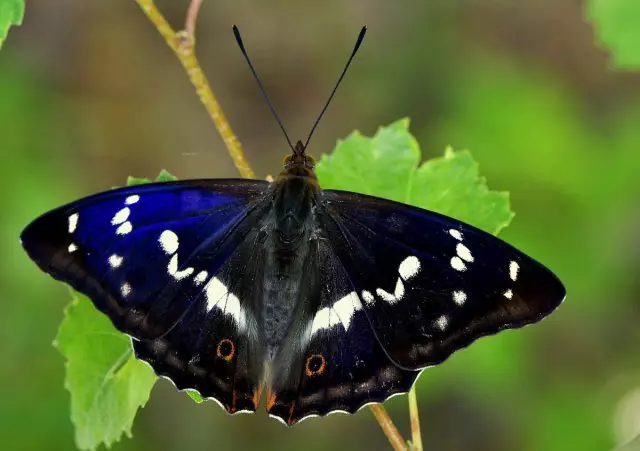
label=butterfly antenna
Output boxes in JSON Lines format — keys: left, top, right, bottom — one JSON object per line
{"left": 233, "top": 25, "right": 295, "bottom": 153}
{"left": 304, "top": 26, "right": 367, "bottom": 150}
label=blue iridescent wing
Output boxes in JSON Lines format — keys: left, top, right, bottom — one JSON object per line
{"left": 21, "top": 179, "right": 271, "bottom": 413}
{"left": 316, "top": 189, "right": 565, "bottom": 371}
{"left": 267, "top": 238, "right": 417, "bottom": 425}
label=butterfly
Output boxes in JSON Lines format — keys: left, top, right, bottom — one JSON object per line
{"left": 20, "top": 26, "right": 565, "bottom": 426}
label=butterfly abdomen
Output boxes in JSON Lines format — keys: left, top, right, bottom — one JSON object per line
{"left": 262, "top": 175, "right": 320, "bottom": 358}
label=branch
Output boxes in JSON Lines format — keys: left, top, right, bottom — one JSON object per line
{"left": 408, "top": 386, "right": 423, "bottom": 450}
{"left": 133, "top": 2, "right": 411, "bottom": 449}
{"left": 134, "top": 0, "right": 255, "bottom": 179}
{"left": 370, "top": 404, "right": 408, "bottom": 451}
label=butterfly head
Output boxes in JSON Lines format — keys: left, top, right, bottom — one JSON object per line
{"left": 281, "top": 141, "right": 317, "bottom": 176}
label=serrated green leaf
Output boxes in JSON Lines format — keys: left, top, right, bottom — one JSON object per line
{"left": 51, "top": 171, "right": 181, "bottom": 450}
{"left": 316, "top": 119, "right": 513, "bottom": 234}
{"left": 0, "top": 0, "right": 24, "bottom": 49}
{"left": 317, "top": 118, "right": 420, "bottom": 204}
{"left": 125, "top": 176, "right": 152, "bottom": 186}
{"left": 53, "top": 294, "right": 157, "bottom": 451}
{"left": 155, "top": 169, "right": 178, "bottom": 182}
{"left": 126, "top": 170, "right": 177, "bottom": 186}
{"left": 588, "top": 0, "right": 640, "bottom": 69}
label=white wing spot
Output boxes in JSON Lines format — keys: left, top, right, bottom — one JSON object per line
{"left": 120, "top": 282, "right": 132, "bottom": 297}
{"left": 159, "top": 230, "right": 179, "bottom": 255}
{"left": 194, "top": 271, "right": 208, "bottom": 286}
{"left": 362, "top": 290, "right": 375, "bottom": 305}
{"left": 450, "top": 256, "right": 467, "bottom": 271}
{"left": 449, "top": 229, "right": 463, "bottom": 241}
{"left": 67, "top": 243, "right": 78, "bottom": 253}
{"left": 509, "top": 261, "right": 520, "bottom": 281}
{"left": 167, "top": 254, "right": 194, "bottom": 280}
{"left": 205, "top": 277, "right": 227, "bottom": 312}
{"left": 204, "top": 277, "right": 246, "bottom": 329}
{"left": 394, "top": 279, "right": 405, "bottom": 300}
{"left": 108, "top": 254, "right": 123, "bottom": 268}
{"left": 125, "top": 195, "right": 140, "bottom": 205}
{"left": 331, "top": 291, "right": 362, "bottom": 331}
{"left": 399, "top": 256, "right": 421, "bottom": 280}
{"left": 452, "top": 290, "right": 467, "bottom": 305}
{"left": 456, "top": 243, "right": 474, "bottom": 263}
{"left": 376, "top": 288, "right": 398, "bottom": 304}
{"left": 111, "top": 207, "right": 131, "bottom": 225}
{"left": 311, "top": 308, "right": 332, "bottom": 335}
{"left": 504, "top": 289, "right": 513, "bottom": 300}
{"left": 68, "top": 213, "right": 79, "bottom": 233}
{"left": 223, "top": 292, "right": 246, "bottom": 330}
{"left": 116, "top": 221, "right": 133, "bottom": 235}
{"left": 435, "top": 315, "right": 449, "bottom": 331}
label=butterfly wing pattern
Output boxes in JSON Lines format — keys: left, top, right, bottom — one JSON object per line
{"left": 318, "top": 190, "right": 565, "bottom": 370}
{"left": 267, "top": 237, "right": 417, "bottom": 425}
{"left": 21, "top": 166, "right": 565, "bottom": 426}
{"left": 21, "top": 179, "right": 272, "bottom": 413}
{"left": 263, "top": 189, "right": 565, "bottom": 424}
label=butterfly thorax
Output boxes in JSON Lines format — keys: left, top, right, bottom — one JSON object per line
{"left": 262, "top": 170, "right": 321, "bottom": 358}
{"left": 279, "top": 140, "right": 317, "bottom": 179}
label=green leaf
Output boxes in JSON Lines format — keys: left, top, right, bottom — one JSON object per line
{"left": 0, "top": 0, "right": 24, "bottom": 49}
{"left": 53, "top": 293, "right": 157, "bottom": 451}
{"left": 185, "top": 389, "right": 205, "bottom": 403}
{"left": 588, "top": 0, "right": 640, "bottom": 69}
{"left": 126, "top": 169, "right": 177, "bottom": 186}
{"left": 155, "top": 169, "right": 178, "bottom": 182}
{"left": 125, "top": 176, "right": 152, "bottom": 186}
{"left": 52, "top": 171, "right": 181, "bottom": 450}
{"left": 316, "top": 118, "right": 513, "bottom": 234}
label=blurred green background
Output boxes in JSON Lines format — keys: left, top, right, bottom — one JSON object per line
{"left": 1, "top": 1, "right": 639, "bottom": 450}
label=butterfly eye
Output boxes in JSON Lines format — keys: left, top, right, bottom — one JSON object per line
{"left": 304, "top": 354, "right": 326, "bottom": 377}
{"left": 216, "top": 338, "right": 235, "bottom": 362}
{"left": 305, "top": 155, "right": 316, "bottom": 168}
{"left": 282, "top": 155, "right": 293, "bottom": 166}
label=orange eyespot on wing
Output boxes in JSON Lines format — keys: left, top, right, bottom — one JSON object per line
{"left": 304, "top": 354, "right": 326, "bottom": 377}
{"left": 216, "top": 338, "right": 235, "bottom": 361}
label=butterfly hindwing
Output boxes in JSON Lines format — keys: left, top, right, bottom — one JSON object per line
{"left": 267, "top": 238, "right": 417, "bottom": 425}
{"left": 318, "top": 189, "right": 565, "bottom": 370}
{"left": 133, "top": 224, "right": 270, "bottom": 414}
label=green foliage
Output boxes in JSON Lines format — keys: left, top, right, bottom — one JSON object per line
{"left": 54, "top": 171, "right": 176, "bottom": 451}
{"left": 588, "top": 0, "right": 640, "bottom": 69}
{"left": 316, "top": 118, "right": 513, "bottom": 234}
{"left": 54, "top": 293, "right": 156, "bottom": 451}
{"left": 0, "top": 0, "right": 24, "bottom": 49}
{"left": 185, "top": 389, "right": 205, "bottom": 404}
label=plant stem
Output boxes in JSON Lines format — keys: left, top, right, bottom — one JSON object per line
{"left": 408, "top": 386, "right": 423, "bottom": 450}
{"left": 133, "top": 0, "right": 255, "bottom": 179}
{"left": 133, "top": 2, "right": 411, "bottom": 449}
{"left": 370, "top": 404, "right": 408, "bottom": 451}
{"left": 184, "top": 0, "right": 203, "bottom": 40}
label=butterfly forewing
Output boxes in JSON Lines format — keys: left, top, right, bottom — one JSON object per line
{"left": 318, "top": 189, "right": 565, "bottom": 370}
{"left": 21, "top": 179, "right": 270, "bottom": 339}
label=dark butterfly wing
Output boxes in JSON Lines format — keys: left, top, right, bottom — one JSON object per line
{"left": 317, "top": 189, "right": 565, "bottom": 371}
{"left": 21, "top": 178, "right": 271, "bottom": 413}
{"left": 132, "top": 224, "right": 270, "bottom": 413}
{"left": 267, "top": 238, "right": 417, "bottom": 425}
